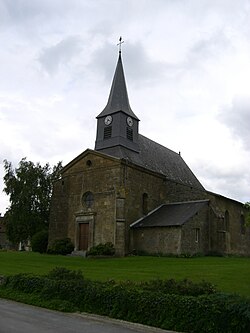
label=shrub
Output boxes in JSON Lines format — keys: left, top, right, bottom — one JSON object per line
{"left": 47, "top": 238, "right": 74, "bottom": 255}
{"left": 4, "top": 274, "right": 45, "bottom": 294}
{"left": 138, "top": 278, "right": 217, "bottom": 296}
{"left": 31, "top": 230, "right": 48, "bottom": 253}
{"left": 46, "top": 267, "right": 84, "bottom": 281}
{"left": 87, "top": 242, "right": 115, "bottom": 256}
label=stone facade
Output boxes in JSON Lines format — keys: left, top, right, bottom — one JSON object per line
{"left": 131, "top": 227, "right": 182, "bottom": 255}
{"left": 180, "top": 204, "right": 210, "bottom": 254}
{"left": 49, "top": 151, "right": 124, "bottom": 254}
{"left": 49, "top": 148, "right": 250, "bottom": 256}
{"left": 49, "top": 150, "right": 176, "bottom": 255}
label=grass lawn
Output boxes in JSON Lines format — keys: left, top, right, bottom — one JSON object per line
{"left": 0, "top": 251, "right": 250, "bottom": 297}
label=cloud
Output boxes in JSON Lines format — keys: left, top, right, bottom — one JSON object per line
{"left": 38, "top": 36, "right": 83, "bottom": 74}
{"left": 219, "top": 95, "right": 250, "bottom": 149}
{"left": 194, "top": 157, "right": 250, "bottom": 203}
{"left": 188, "top": 30, "right": 233, "bottom": 64}
{"left": 0, "top": 0, "right": 78, "bottom": 28}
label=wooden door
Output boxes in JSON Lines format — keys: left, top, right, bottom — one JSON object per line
{"left": 79, "top": 223, "right": 89, "bottom": 251}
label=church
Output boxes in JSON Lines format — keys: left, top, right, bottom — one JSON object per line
{"left": 49, "top": 45, "right": 250, "bottom": 257}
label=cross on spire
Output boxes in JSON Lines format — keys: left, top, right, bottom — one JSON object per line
{"left": 117, "top": 36, "right": 124, "bottom": 54}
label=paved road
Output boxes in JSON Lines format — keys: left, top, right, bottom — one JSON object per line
{"left": 0, "top": 299, "right": 178, "bottom": 333}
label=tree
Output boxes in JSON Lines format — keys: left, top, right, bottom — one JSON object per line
{"left": 3, "top": 158, "right": 62, "bottom": 244}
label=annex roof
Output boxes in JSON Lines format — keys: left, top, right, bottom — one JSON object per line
{"left": 131, "top": 200, "right": 209, "bottom": 228}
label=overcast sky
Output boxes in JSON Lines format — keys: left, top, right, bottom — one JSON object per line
{"left": 1, "top": 0, "right": 250, "bottom": 214}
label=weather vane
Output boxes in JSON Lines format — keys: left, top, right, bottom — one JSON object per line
{"left": 117, "top": 36, "right": 124, "bottom": 54}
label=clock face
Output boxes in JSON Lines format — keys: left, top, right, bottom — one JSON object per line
{"left": 104, "top": 115, "right": 112, "bottom": 125}
{"left": 127, "top": 117, "right": 133, "bottom": 127}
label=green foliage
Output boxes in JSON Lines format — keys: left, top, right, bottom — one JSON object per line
{"left": 2, "top": 269, "right": 250, "bottom": 332}
{"left": 3, "top": 158, "right": 62, "bottom": 244}
{"left": 47, "top": 238, "right": 74, "bottom": 255}
{"left": 4, "top": 274, "right": 45, "bottom": 293}
{"left": 244, "top": 202, "right": 250, "bottom": 226}
{"left": 136, "top": 278, "right": 216, "bottom": 296}
{"left": 0, "top": 287, "right": 77, "bottom": 312}
{"left": 31, "top": 230, "right": 48, "bottom": 253}
{"left": 246, "top": 215, "right": 250, "bottom": 226}
{"left": 87, "top": 242, "right": 115, "bottom": 256}
{"left": 244, "top": 202, "right": 250, "bottom": 209}
{"left": 46, "top": 267, "right": 84, "bottom": 280}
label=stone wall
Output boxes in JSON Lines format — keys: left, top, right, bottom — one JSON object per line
{"left": 207, "top": 192, "right": 250, "bottom": 255}
{"left": 122, "top": 163, "right": 167, "bottom": 253}
{"left": 180, "top": 204, "right": 210, "bottom": 254}
{"left": 131, "top": 227, "right": 181, "bottom": 255}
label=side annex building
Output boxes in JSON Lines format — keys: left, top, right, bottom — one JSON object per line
{"left": 49, "top": 49, "right": 250, "bottom": 256}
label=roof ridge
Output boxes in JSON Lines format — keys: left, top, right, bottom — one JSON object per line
{"left": 130, "top": 204, "right": 165, "bottom": 227}
{"left": 164, "top": 199, "right": 210, "bottom": 206}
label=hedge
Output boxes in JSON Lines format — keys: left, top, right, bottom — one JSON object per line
{"left": 2, "top": 269, "right": 250, "bottom": 333}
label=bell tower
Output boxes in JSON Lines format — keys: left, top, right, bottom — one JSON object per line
{"left": 95, "top": 38, "right": 140, "bottom": 153}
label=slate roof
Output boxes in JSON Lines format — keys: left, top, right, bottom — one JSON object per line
{"left": 97, "top": 134, "right": 204, "bottom": 189}
{"left": 131, "top": 200, "right": 209, "bottom": 228}
{"left": 96, "top": 53, "right": 139, "bottom": 120}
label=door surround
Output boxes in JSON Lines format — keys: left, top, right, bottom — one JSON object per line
{"left": 75, "top": 212, "right": 95, "bottom": 251}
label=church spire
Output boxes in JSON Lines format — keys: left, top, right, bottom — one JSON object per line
{"left": 95, "top": 39, "right": 139, "bottom": 153}
{"left": 96, "top": 38, "right": 139, "bottom": 120}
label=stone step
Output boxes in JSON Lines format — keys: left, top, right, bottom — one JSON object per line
{"left": 69, "top": 250, "right": 86, "bottom": 257}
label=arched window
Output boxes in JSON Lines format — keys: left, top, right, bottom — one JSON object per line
{"left": 142, "top": 193, "right": 148, "bottom": 215}
{"left": 240, "top": 215, "right": 246, "bottom": 235}
{"left": 225, "top": 210, "right": 230, "bottom": 231}
{"left": 82, "top": 191, "right": 94, "bottom": 208}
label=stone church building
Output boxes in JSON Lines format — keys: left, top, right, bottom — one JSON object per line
{"left": 49, "top": 49, "right": 250, "bottom": 256}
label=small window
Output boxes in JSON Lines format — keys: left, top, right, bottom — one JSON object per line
{"left": 86, "top": 160, "right": 92, "bottom": 167}
{"left": 195, "top": 228, "right": 200, "bottom": 243}
{"left": 104, "top": 126, "right": 112, "bottom": 139}
{"left": 126, "top": 127, "right": 133, "bottom": 141}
